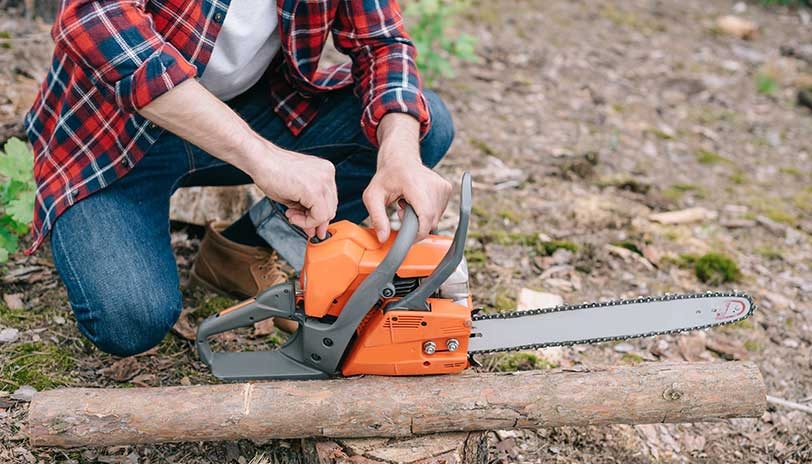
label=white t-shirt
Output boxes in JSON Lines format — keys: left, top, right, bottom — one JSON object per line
{"left": 198, "top": 0, "right": 281, "bottom": 101}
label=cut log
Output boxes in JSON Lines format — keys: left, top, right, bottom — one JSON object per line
{"left": 27, "top": 362, "right": 765, "bottom": 448}
{"left": 169, "top": 185, "right": 263, "bottom": 226}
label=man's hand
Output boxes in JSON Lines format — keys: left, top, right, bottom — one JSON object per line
{"left": 364, "top": 113, "right": 452, "bottom": 243}
{"left": 246, "top": 142, "right": 338, "bottom": 239}
{"left": 139, "top": 80, "right": 338, "bottom": 239}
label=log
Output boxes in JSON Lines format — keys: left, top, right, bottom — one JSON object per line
{"left": 169, "top": 185, "right": 263, "bottom": 226}
{"left": 27, "top": 362, "right": 765, "bottom": 448}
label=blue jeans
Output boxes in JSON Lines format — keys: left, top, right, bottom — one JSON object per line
{"left": 50, "top": 80, "right": 454, "bottom": 357}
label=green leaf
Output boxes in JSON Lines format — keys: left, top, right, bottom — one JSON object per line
{"left": 7, "top": 190, "right": 34, "bottom": 226}
{"left": 0, "top": 225, "right": 19, "bottom": 262}
{"left": 0, "top": 137, "right": 34, "bottom": 182}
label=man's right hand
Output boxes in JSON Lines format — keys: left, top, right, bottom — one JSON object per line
{"left": 139, "top": 80, "right": 338, "bottom": 239}
{"left": 245, "top": 140, "right": 338, "bottom": 240}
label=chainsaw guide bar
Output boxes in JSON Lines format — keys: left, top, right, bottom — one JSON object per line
{"left": 468, "top": 291, "right": 755, "bottom": 354}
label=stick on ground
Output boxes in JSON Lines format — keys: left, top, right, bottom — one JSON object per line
{"left": 27, "top": 361, "right": 766, "bottom": 448}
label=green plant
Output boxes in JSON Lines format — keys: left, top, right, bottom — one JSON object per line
{"left": 694, "top": 252, "right": 741, "bottom": 285}
{"left": 0, "top": 138, "right": 35, "bottom": 263}
{"left": 404, "top": 0, "right": 478, "bottom": 84}
{"left": 755, "top": 74, "right": 779, "bottom": 96}
{"left": 759, "top": 0, "right": 810, "bottom": 7}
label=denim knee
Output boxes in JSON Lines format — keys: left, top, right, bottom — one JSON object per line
{"left": 77, "top": 293, "right": 182, "bottom": 357}
{"left": 420, "top": 90, "right": 455, "bottom": 168}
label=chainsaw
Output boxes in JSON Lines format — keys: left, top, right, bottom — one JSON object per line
{"left": 196, "top": 172, "right": 755, "bottom": 380}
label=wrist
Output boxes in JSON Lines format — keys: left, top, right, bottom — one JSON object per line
{"left": 237, "top": 133, "right": 280, "bottom": 176}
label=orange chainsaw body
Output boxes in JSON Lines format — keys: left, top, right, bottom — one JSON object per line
{"left": 299, "top": 220, "right": 473, "bottom": 376}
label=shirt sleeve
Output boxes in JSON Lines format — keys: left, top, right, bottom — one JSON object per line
{"left": 52, "top": 0, "right": 198, "bottom": 113}
{"left": 332, "top": 0, "right": 431, "bottom": 147}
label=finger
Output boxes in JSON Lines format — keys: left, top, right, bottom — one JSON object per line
{"left": 363, "top": 186, "right": 390, "bottom": 243}
{"left": 304, "top": 226, "right": 316, "bottom": 238}
{"left": 315, "top": 222, "right": 329, "bottom": 239}
{"left": 413, "top": 202, "right": 435, "bottom": 241}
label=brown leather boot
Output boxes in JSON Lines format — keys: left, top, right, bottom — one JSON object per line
{"left": 191, "top": 221, "right": 298, "bottom": 333}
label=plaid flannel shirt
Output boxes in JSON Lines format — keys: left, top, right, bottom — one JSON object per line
{"left": 24, "top": 0, "right": 430, "bottom": 254}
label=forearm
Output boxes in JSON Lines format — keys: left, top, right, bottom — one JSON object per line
{"left": 377, "top": 113, "right": 421, "bottom": 168}
{"left": 138, "top": 79, "right": 268, "bottom": 174}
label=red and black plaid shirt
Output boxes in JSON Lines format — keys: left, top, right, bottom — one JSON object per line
{"left": 24, "top": 0, "right": 430, "bottom": 253}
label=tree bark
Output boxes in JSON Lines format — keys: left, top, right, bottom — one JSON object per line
{"left": 27, "top": 362, "right": 765, "bottom": 448}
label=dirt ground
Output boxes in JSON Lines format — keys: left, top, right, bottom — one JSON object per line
{"left": 1, "top": 0, "right": 812, "bottom": 462}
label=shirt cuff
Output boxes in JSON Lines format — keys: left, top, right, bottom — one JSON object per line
{"left": 361, "top": 87, "right": 431, "bottom": 147}
{"left": 114, "top": 44, "right": 198, "bottom": 113}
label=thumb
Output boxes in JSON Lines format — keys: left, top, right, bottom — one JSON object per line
{"left": 363, "top": 186, "right": 391, "bottom": 243}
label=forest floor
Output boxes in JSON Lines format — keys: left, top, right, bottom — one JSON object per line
{"left": 1, "top": 0, "right": 812, "bottom": 462}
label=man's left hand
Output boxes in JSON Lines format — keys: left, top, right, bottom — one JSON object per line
{"left": 363, "top": 113, "right": 452, "bottom": 243}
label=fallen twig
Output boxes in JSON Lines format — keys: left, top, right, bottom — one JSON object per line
{"left": 766, "top": 395, "right": 812, "bottom": 414}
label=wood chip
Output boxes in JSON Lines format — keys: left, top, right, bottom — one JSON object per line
{"left": 677, "top": 332, "right": 708, "bottom": 362}
{"left": 716, "top": 15, "right": 758, "bottom": 40}
{"left": 253, "top": 318, "right": 276, "bottom": 337}
{"left": 649, "top": 207, "right": 717, "bottom": 225}
{"left": 516, "top": 288, "right": 563, "bottom": 310}
{"left": 705, "top": 336, "right": 747, "bottom": 360}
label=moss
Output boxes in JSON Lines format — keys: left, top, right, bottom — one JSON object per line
{"left": 464, "top": 249, "right": 487, "bottom": 268}
{"left": 664, "top": 253, "right": 699, "bottom": 268}
{"left": 779, "top": 166, "right": 804, "bottom": 178}
{"left": 793, "top": 189, "right": 812, "bottom": 214}
{"left": 621, "top": 353, "right": 645, "bottom": 365}
{"left": 755, "top": 74, "right": 779, "bottom": 96}
{"left": 755, "top": 246, "right": 784, "bottom": 261}
{"left": 743, "top": 340, "right": 762, "bottom": 352}
{"left": 498, "top": 209, "right": 521, "bottom": 223}
{"left": 694, "top": 253, "right": 740, "bottom": 285}
{"left": 0, "top": 342, "right": 75, "bottom": 391}
{"left": 644, "top": 127, "right": 675, "bottom": 140}
{"left": 611, "top": 241, "right": 643, "bottom": 256}
{"left": 536, "top": 240, "right": 578, "bottom": 256}
{"left": 762, "top": 207, "right": 797, "bottom": 226}
{"left": 729, "top": 170, "right": 746, "bottom": 185}
{"left": 469, "top": 138, "right": 501, "bottom": 158}
{"left": 0, "top": 302, "right": 31, "bottom": 326}
{"left": 696, "top": 149, "right": 729, "bottom": 165}
{"left": 199, "top": 295, "right": 237, "bottom": 318}
{"left": 662, "top": 183, "right": 705, "bottom": 201}
{"left": 470, "top": 205, "right": 490, "bottom": 220}
{"left": 493, "top": 291, "right": 515, "bottom": 312}
{"left": 493, "top": 352, "right": 554, "bottom": 372}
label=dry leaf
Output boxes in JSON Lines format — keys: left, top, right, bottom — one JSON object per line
{"left": 100, "top": 357, "right": 142, "bottom": 382}
{"left": 171, "top": 307, "right": 197, "bottom": 341}
{"left": 2, "top": 293, "right": 24, "bottom": 311}
{"left": 131, "top": 373, "right": 158, "bottom": 387}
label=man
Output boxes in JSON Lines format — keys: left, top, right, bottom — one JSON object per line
{"left": 24, "top": 0, "right": 454, "bottom": 357}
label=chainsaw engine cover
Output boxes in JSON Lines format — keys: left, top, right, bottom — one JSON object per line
{"left": 300, "top": 220, "right": 456, "bottom": 319}
{"left": 299, "top": 220, "right": 473, "bottom": 376}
